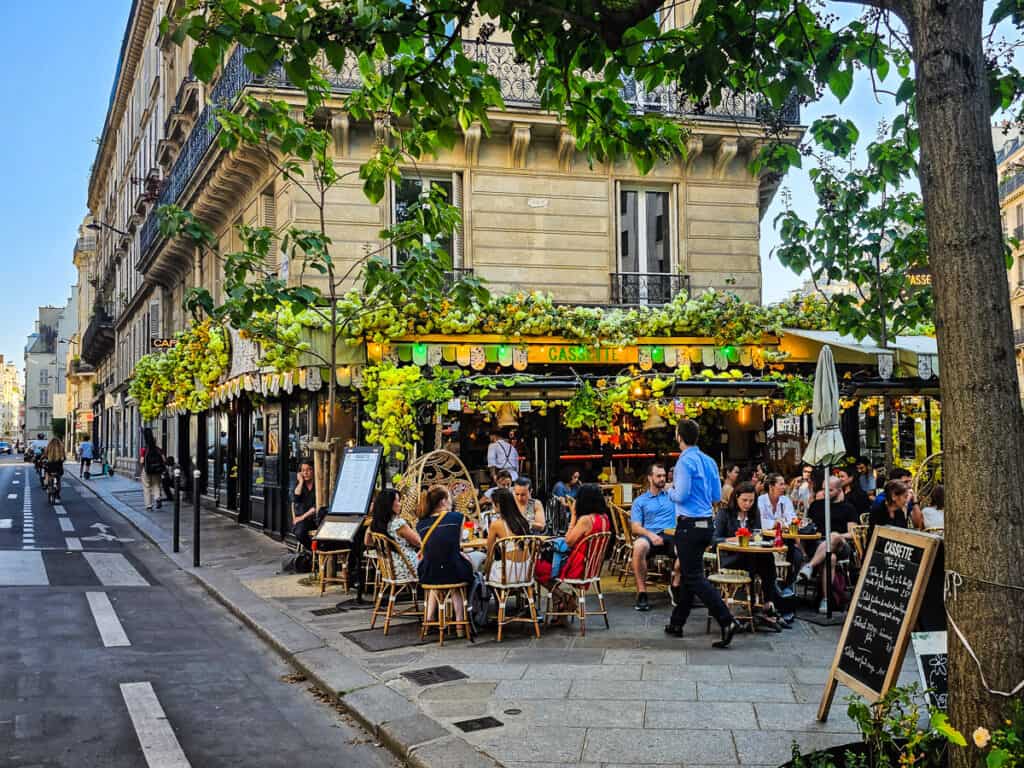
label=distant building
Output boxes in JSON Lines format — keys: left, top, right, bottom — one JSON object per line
{"left": 67, "top": 219, "right": 98, "bottom": 456}
{"left": 24, "top": 306, "right": 62, "bottom": 443}
{"left": 997, "top": 123, "right": 1024, "bottom": 399}
{"left": 0, "top": 356, "right": 21, "bottom": 441}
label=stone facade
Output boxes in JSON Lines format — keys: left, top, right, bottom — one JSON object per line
{"left": 23, "top": 306, "right": 62, "bottom": 443}
{"left": 997, "top": 130, "right": 1024, "bottom": 399}
{"left": 0, "top": 356, "right": 21, "bottom": 442}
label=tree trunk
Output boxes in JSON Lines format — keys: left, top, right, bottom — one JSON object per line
{"left": 906, "top": 1, "right": 1024, "bottom": 760}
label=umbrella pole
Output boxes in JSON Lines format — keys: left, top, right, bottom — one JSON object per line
{"left": 824, "top": 463, "right": 833, "bottom": 619}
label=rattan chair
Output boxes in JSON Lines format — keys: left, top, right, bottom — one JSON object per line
{"left": 313, "top": 540, "right": 351, "bottom": 596}
{"left": 368, "top": 533, "right": 421, "bottom": 635}
{"left": 850, "top": 524, "right": 870, "bottom": 560}
{"left": 484, "top": 535, "right": 544, "bottom": 641}
{"left": 610, "top": 505, "right": 637, "bottom": 584}
{"left": 544, "top": 530, "right": 612, "bottom": 636}
{"left": 420, "top": 583, "right": 471, "bottom": 645}
{"left": 707, "top": 549, "right": 755, "bottom": 634}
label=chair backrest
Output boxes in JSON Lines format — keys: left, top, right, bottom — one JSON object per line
{"left": 490, "top": 535, "right": 544, "bottom": 585}
{"left": 370, "top": 532, "right": 416, "bottom": 582}
{"left": 610, "top": 504, "right": 633, "bottom": 545}
{"left": 850, "top": 524, "right": 869, "bottom": 559}
{"left": 859, "top": 512, "right": 870, "bottom": 526}
{"left": 577, "top": 530, "right": 612, "bottom": 580}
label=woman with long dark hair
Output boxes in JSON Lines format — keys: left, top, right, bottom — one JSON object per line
{"left": 535, "top": 483, "right": 610, "bottom": 586}
{"left": 366, "top": 489, "right": 419, "bottom": 581}
{"left": 481, "top": 488, "right": 532, "bottom": 581}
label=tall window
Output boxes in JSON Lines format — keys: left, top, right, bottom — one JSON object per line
{"left": 39, "top": 389, "right": 48, "bottom": 406}
{"left": 40, "top": 369, "right": 49, "bottom": 385}
{"left": 392, "top": 175, "right": 459, "bottom": 265}
{"left": 618, "top": 188, "right": 670, "bottom": 274}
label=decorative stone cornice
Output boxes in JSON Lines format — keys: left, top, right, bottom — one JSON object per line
{"left": 510, "top": 124, "right": 531, "bottom": 169}
{"left": 557, "top": 127, "right": 576, "bottom": 173}
{"left": 463, "top": 122, "right": 482, "bottom": 167}
{"left": 714, "top": 137, "right": 739, "bottom": 179}
{"left": 684, "top": 136, "right": 704, "bottom": 173}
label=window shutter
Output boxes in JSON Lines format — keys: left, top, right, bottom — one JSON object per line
{"left": 451, "top": 172, "right": 464, "bottom": 269}
{"left": 149, "top": 299, "right": 160, "bottom": 342}
{"left": 261, "top": 188, "right": 278, "bottom": 275}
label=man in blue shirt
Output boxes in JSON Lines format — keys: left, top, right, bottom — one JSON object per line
{"left": 630, "top": 462, "right": 677, "bottom": 612}
{"left": 666, "top": 419, "right": 742, "bottom": 648}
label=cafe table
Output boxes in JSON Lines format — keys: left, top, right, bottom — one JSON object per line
{"left": 717, "top": 538, "right": 787, "bottom": 556}
{"left": 780, "top": 531, "right": 822, "bottom": 542}
{"left": 461, "top": 537, "right": 488, "bottom": 550}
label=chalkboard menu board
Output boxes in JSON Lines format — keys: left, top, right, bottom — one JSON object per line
{"left": 818, "top": 527, "right": 941, "bottom": 721}
{"left": 912, "top": 631, "right": 948, "bottom": 711}
{"left": 329, "top": 446, "right": 382, "bottom": 517}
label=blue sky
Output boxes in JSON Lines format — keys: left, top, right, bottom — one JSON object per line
{"left": 0, "top": 0, "right": 130, "bottom": 370}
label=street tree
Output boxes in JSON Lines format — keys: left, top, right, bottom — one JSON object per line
{"left": 167, "top": 0, "right": 1024, "bottom": 753}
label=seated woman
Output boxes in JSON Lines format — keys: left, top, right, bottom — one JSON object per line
{"left": 712, "top": 482, "right": 783, "bottom": 628}
{"left": 366, "top": 489, "right": 419, "bottom": 581}
{"left": 415, "top": 485, "right": 475, "bottom": 627}
{"left": 868, "top": 479, "right": 912, "bottom": 541}
{"left": 921, "top": 484, "right": 944, "bottom": 530}
{"left": 536, "top": 484, "right": 611, "bottom": 613}
{"left": 512, "top": 476, "right": 546, "bottom": 532}
{"left": 481, "top": 488, "right": 533, "bottom": 583}
{"left": 551, "top": 466, "right": 581, "bottom": 502}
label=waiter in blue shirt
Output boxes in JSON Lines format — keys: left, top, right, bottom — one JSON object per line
{"left": 666, "top": 419, "right": 742, "bottom": 648}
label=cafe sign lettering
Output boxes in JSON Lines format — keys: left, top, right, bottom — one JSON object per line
{"left": 528, "top": 344, "right": 637, "bottom": 364}
{"left": 151, "top": 338, "right": 178, "bottom": 350}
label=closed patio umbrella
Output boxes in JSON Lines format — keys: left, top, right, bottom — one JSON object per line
{"left": 802, "top": 345, "right": 846, "bottom": 618}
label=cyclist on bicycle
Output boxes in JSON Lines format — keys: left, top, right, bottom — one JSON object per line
{"left": 44, "top": 437, "right": 66, "bottom": 501}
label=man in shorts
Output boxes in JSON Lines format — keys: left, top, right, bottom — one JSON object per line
{"left": 630, "top": 462, "right": 678, "bottom": 611}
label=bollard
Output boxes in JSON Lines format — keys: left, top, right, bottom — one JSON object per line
{"left": 173, "top": 467, "right": 181, "bottom": 553}
{"left": 192, "top": 468, "right": 201, "bottom": 567}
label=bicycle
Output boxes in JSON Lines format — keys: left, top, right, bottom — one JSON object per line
{"left": 46, "top": 472, "right": 61, "bottom": 505}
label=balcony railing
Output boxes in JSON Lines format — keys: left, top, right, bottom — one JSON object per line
{"left": 1001, "top": 170, "right": 1024, "bottom": 201}
{"left": 140, "top": 42, "right": 800, "bottom": 263}
{"left": 81, "top": 308, "right": 115, "bottom": 367}
{"left": 610, "top": 272, "right": 689, "bottom": 306}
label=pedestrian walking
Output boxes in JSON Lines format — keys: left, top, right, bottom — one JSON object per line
{"left": 140, "top": 428, "right": 166, "bottom": 510}
{"left": 665, "top": 418, "right": 742, "bottom": 648}
{"left": 78, "top": 436, "right": 94, "bottom": 479}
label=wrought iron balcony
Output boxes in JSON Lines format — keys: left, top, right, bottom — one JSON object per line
{"left": 81, "top": 308, "right": 115, "bottom": 366}
{"left": 1001, "top": 171, "right": 1024, "bottom": 202}
{"left": 610, "top": 272, "right": 689, "bottom": 306}
{"left": 140, "top": 42, "right": 800, "bottom": 263}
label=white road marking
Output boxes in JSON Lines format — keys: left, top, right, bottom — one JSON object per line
{"left": 58, "top": 518, "right": 74, "bottom": 532}
{"left": 7, "top": 493, "right": 16, "bottom": 499}
{"left": 120, "top": 682, "right": 191, "bottom": 768}
{"left": 65, "top": 537, "right": 82, "bottom": 550}
{"left": 0, "top": 552, "right": 48, "bottom": 585}
{"left": 86, "top": 592, "right": 130, "bottom": 647}
{"left": 0, "top": 519, "right": 10, "bottom": 528}
{"left": 83, "top": 552, "right": 148, "bottom": 586}
{"left": 54, "top": 505, "right": 66, "bottom": 515}
{"left": 12, "top": 479, "right": 19, "bottom": 484}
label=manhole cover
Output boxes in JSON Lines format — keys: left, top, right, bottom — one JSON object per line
{"left": 454, "top": 716, "right": 503, "bottom": 733}
{"left": 310, "top": 606, "right": 344, "bottom": 617}
{"left": 400, "top": 666, "right": 468, "bottom": 686}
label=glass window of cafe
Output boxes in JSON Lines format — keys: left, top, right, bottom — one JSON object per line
{"left": 288, "top": 396, "right": 314, "bottom": 491}
{"left": 251, "top": 407, "right": 265, "bottom": 500}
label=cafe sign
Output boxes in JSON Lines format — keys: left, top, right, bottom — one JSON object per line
{"left": 907, "top": 267, "right": 932, "bottom": 291}
{"left": 529, "top": 344, "right": 637, "bottom": 364}
{"left": 151, "top": 338, "right": 178, "bottom": 350}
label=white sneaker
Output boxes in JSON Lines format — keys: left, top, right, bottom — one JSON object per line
{"left": 798, "top": 564, "right": 813, "bottom": 582}
{"left": 818, "top": 599, "right": 828, "bottom": 614}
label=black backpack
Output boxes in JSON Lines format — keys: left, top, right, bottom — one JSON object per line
{"left": 144, "top": 448, "right": 165, "bottom": 475}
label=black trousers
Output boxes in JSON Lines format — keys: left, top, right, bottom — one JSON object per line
{"left": 669, "top": 517, "right": 733, "bottom": 629}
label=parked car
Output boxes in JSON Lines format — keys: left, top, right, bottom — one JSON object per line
{"left": 0, "top": 442, "right": 10, "bottom": 455}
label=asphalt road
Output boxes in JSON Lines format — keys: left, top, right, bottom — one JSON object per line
{"left": 0, "top": 456, "right": 400, "bottom": 768}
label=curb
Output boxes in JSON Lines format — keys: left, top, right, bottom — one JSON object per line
{"left": 69, "top": 473, "right": 503, "bottom": 768}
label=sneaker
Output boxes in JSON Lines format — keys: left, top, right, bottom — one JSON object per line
{"left": 155, "top": 501, "right": 162, "bottom": 509}
{"left": 818, "top": 598, "right": 828, "bottom": 614}
{"left": 145, "top": 505, "right": 153, "bottom": 511}
{"left": 634, "top": 592, "right": 650, "bottom": 612}
{"left": 664, "top": 623, "right": 683, "bottom": 638}
{"left": 798, "top": 564, "right": 813, "bottom": 582}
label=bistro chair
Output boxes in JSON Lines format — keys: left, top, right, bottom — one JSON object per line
{"left": 420, "top": 583, "right": 471, "bottom": 646}
{"left": 544, "top": 530, "right": 612, "bottom": 637}
{"left": 312, "top": 540, "right": 351, "bottom": 596}
{"left": 850, "top": 524, "right": 870, "bottom": 561}
{"left": 483, "top": 535, "right": 544, "bottom": 641}
{"left": 609, "top": 505, "right": 636, "bottom": 584}
{"left": 368, "top": 533, "right": 421, "bottom": 635}
{"left": 707, "top": 549, "right": 755, "bottom": 634}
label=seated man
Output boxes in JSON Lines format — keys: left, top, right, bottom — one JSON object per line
{"left": 799, "top": 476, "right": 859, "bottom": 613}
{"left": 630, "top": 462, "right": 678, "bottom": 612}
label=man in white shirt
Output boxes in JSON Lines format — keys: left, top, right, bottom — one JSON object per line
{"left": 487, "top": 430, "right": 519, "bottom": 482}
{"left": 758, "top": 473, "right": 797, "bottom": 528}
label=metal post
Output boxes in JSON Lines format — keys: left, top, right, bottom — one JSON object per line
{"left": 173, "top": 467, "right": 181, "bottom": 553}
{"left": 192, "top": 468, "right": 201, "bottom": 567}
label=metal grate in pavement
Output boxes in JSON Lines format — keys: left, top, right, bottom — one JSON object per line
{"left": 453, "top": 716, "right": 503, "bottom": 733}
{"left": 310, "top": 606, "right": 344, "bottom": 616}
{"left": 400, "top": 665, "right": 468, "bottom": 686}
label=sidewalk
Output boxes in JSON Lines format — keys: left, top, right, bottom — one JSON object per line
{"left": 70, "top": 467, "right": 922, "bottom": 768}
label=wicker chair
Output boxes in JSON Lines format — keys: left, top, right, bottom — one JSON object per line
{"left": 609, "top": 505, "right": 636, "bottom": 584}
{"left": 368, "top": 533, "right": 421, "bottom": 635}
{"left": 544, "top": 530, "right": 612, "bottom": 636}
{"left": 484, "top": 535, "right": 544, "bottom": 641}
{"left": 420, "top": 583, "right": 471, "bottom": 645}
{"left": 850, "top": 524, "right": 870, "bottom": 560}
{"left": 707, "top": 549, "right": 755, "bottom": 634}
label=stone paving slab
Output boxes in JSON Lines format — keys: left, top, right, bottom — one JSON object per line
{"left": 569, "top": 679, "right": 698, "bottom": 701}
{"left": 582, "top": 727, "right": 740, "bottom": 765}
{"left": 522, "top": 663, "right": 642, "bottom": 680}
{"left": 643, "top": 701, "right": 755, "bottom": 729}
{"left": 753, "top": 702, "right": 860, "bottom": 734}
{"left": 698, "top": 682, "right": 798, "bottom": 703}
{"left": 732, "top": 729, "right": 856, "bottom": 766}
{"left": 466, "top": 726, "right": 587, "bottom": 765}
{"left": 642, "top": 664, "right": 734, "bottom": 682}
{"left": 494, "top": 679, "right": 571, "bottom": 699}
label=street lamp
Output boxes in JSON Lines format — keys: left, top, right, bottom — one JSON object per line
{"left": 86, "top": 221, "right": 130, "bottom": 237}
